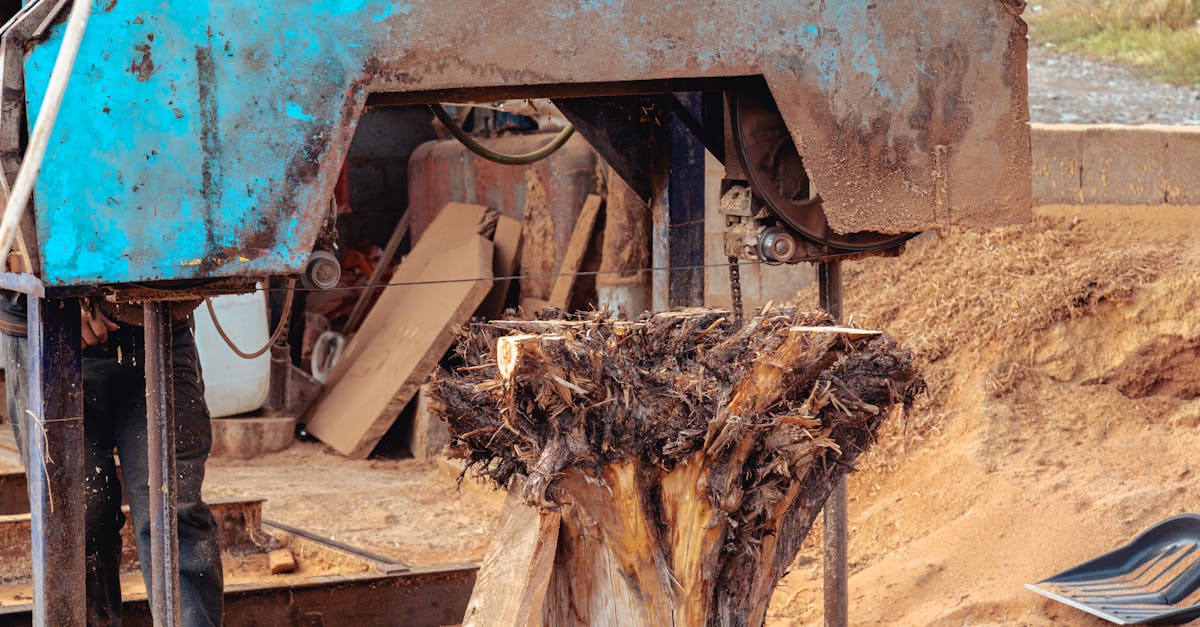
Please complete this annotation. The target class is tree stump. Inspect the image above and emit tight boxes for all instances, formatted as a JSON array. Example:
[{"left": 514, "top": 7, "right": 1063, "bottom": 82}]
[{"left": 432, "top": 308, "right": 923, "bottom": 626}]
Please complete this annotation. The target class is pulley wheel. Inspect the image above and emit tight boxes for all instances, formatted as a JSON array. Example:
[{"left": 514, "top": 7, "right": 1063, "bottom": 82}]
[{"left": 730, "top": 79, "right": 913, "bottom": 252}]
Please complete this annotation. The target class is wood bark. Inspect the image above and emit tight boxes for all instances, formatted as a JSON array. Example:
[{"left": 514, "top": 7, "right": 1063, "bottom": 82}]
[{"left": 433, "top": 308, "right": 922, "bottom": 626}]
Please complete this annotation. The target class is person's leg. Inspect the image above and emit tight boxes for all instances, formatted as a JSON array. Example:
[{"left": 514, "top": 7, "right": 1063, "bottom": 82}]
[
  {"left": 80, "top": 355, "right": 127, "bottom": 627},
  {"left": 2, "top": 333, "right": 29, "bottom": 469},
  {"left": 115, "top": 324, "right": 223, "bottom": 627}
]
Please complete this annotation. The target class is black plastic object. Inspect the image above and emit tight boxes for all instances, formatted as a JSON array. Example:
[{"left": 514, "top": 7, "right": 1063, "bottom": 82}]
[{"left": 1026, "top": 514, "right": 1200, "bottom": 624}]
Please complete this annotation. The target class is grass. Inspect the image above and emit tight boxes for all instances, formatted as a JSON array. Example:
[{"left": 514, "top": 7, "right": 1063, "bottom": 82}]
[{"left": 1028, "top": 0, "right": 1200, "bottom": 85}]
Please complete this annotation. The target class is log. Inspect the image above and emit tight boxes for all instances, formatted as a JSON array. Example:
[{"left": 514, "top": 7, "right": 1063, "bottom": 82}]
[{"left": 432, "top": 308, "right": 922, "bottom": 626}]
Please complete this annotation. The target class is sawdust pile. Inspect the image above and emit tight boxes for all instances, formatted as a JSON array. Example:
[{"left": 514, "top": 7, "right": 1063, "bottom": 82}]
[
  {"left": 430, "top": 308, "right": 923, "bottom": 548},
  {"left": 771, "top": 205, "right": 1200, "bottom": 625},
  {"left": 840, "top": 214, "right": 1166, "bottom": 448}
]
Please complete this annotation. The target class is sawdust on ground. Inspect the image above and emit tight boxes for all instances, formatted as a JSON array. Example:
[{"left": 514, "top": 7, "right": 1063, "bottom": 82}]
[
  {"left": 770, "top": 204, "right": 1200, "bottom": 626},
  {"left": 203, "top": 443, "right": 505, "bottom": 568}
]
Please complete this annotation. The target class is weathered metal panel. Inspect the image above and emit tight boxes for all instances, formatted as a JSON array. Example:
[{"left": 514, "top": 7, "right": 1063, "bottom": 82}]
[
  {"left": 20, "top": 0, "right": 1029, "bottom": 286},
  {"left": 406, "top": 132, "right": 598, "bottom": 254}
]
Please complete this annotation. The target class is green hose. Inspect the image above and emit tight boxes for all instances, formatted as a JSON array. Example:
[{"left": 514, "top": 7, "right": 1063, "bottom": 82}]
[{"left": 430, "top": 104, "right": 575, "bottom": 166}]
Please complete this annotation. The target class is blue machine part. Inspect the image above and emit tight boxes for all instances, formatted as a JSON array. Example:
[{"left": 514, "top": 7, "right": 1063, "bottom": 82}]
[
  {"left": 24, "top": 1, "right": 397, "bottom": 286},
  {"left": 20, "top": 0, "right": 1031, "bottom": 287}
]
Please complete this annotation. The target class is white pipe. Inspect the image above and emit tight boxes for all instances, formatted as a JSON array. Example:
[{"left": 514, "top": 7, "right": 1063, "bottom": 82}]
[{"left": 0, "top": 0, "right": 92, "bottom": 270}]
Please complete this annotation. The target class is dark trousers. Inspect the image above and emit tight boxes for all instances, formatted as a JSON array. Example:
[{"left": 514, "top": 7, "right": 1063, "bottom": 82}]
[{"left": 3, "top": 322, "right": 224, "bottom": 626}]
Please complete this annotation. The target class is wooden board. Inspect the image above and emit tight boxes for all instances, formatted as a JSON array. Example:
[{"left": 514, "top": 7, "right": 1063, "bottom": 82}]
[
  {"left": 478, "top": 215, "right": 523, "bottom": 319},
  {"left": 462, "top": 490, "right": 561, "bottom": 627},
  {"left": 323, "top": 202, "right": 489, "bottom": 394},
  {"left": 547, "top": 195, "right": 602, "bottom": 310},
  {"left": 304, "top": 236, "right": 494, "bottom": 458},
  {"left": 405, "top": 384, "right": 450, "bottom": 459}
]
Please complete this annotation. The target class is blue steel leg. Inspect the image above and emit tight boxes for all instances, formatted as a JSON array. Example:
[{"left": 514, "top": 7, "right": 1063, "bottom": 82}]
[
  {"left": 143, "top": 301, "right": 182, "bottom": 625},
  {"left": 27, "top": 295, "right": 86, "bottom": 626}
]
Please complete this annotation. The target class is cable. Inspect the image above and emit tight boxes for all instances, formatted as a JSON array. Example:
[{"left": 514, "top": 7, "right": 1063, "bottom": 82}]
[
  {"left": 0, "top": 0, "right": 92, "bottom": 268},
  {"left": 430, "top": 104, "right": 575, "bottom": 166},
  {"left": 204, "top": 280, "right": 296, "bottom": 360},
  {"left": 154, "top": 258, "right": 796, "bottom": 297}
]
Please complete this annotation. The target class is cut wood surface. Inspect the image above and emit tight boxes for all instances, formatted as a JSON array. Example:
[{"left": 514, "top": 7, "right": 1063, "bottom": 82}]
[
  {"left": 547, "top": 194, "right": 602, "bottom": 309},
  {"left": 462, "top": 490, "right": 561, "bottom": 627},
  {"left": 305, "top": 235, "right": 494, "bottom": 458},
  {"left": 479, "top": 215, "right": 523, "bottom": 319},
  {"left": 323, "top": 202, "right": 490, "bottom": 393},
  {"left": 432, "top": 308, "right": 923, "bottom": 625}
]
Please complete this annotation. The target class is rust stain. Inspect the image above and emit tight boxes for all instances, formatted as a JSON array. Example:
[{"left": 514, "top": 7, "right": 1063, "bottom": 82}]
[
  {"left": 129, "top": 43, "right": 154, "bottom": 81},
  {"left": 908, "top": 43, "right": 971, "bottom": 153}
]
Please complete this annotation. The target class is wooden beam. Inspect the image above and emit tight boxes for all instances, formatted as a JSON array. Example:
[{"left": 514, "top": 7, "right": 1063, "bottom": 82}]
[{"left": 547, "top": 195, "right": 602, "bottom": 310}]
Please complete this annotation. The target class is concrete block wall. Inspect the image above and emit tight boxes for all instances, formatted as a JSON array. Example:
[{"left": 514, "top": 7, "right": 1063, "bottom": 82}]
[{"left": 1032, "top": 123, "right": 1200, "bottom": 206}]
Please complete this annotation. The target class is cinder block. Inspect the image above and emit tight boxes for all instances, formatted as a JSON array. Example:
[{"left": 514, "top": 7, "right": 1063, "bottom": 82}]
[
  {"left": 1080, "top": 125, "right": 1167, "bottom": 205},
  {"left": 1030, "top": 124, "right": 1086, "bottom": 205},
  {"left": 1164, "top": 126, "right": 1200, "bottom": 204}
]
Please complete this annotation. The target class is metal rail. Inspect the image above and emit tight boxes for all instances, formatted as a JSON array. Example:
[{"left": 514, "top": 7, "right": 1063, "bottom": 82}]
[{"left": 144, "top": 302, "right": 182, "bottom": 625}]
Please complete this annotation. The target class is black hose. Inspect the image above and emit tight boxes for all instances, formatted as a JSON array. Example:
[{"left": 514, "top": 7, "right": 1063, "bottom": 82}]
[{"left": 430, "top": 104, "right": 575, "bottom": 166}]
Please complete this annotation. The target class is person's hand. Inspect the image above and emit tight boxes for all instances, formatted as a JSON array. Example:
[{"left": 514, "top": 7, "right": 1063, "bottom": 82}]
[{"left": 81, "top": 307, "right": 119, "bottom": 347}]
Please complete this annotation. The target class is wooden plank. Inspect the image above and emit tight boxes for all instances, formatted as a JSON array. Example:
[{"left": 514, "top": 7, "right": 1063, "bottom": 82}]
[
  {"left": 323, "top": 202, "right": 490, "bottom": 393},
  {"left": 478, "top": 215, "right": 523, "bottom": 319},
  {"left": 406, "top": 384, "right": 450, "bottom": 459},
  {"left": 462, "top": 490, "right": 560, "bottom": 627},
  {"left": 305, "top": 236, "right": 494, "bottom": 458},
  {"left": 547, "top": 195, "right": 602, "bottom": 310},
  {"left": 0, "top": 471, "right": 26, "bottom": 516},
  {"left": 344, "top": 210, "right": 414, "bottom": 335}
]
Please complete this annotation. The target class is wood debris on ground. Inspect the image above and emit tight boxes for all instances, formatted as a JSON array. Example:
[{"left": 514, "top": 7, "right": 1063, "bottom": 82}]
[{"left": 431, "top": 307, "right": 923, "bottom": 625}]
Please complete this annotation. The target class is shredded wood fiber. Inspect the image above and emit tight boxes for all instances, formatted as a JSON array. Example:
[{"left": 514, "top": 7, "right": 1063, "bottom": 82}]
[{"left": 431, "top": 308, "right": 922, "bottom": 546}]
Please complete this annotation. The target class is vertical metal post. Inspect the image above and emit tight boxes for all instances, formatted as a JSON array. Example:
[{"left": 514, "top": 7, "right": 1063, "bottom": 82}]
[
  {"left": 27, "top": 295, "right": 86, "bottom": 627},
  {"left": 144, "top": 302, "right": 181, "bottom": 626},
  {"left": 666, "top": 92, "right": 706, "bottom": 308},
  {"left": 819, "top": 260, "right": 848, "bottom": 627},
  {"left": 652, "top": 93, "right": 708, "bottom": 311}
]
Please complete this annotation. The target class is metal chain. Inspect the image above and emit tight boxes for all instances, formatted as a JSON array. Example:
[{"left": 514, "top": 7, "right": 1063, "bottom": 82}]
[{"left": 728, "top": 256, "right": 744, "bottom": 323}]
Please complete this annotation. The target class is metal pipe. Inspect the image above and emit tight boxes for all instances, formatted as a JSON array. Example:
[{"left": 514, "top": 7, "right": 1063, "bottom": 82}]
[
  {"left": 818, "top": 260, "right": 847, "bottom": 627},
  {"left": 27, "top": 296, "right": 85, "bottom": 626},
  {"left": 143, "top": 302, "right": 181, "bottom": 625}
]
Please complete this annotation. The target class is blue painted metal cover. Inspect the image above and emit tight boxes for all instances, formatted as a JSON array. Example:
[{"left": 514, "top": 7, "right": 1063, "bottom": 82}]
[{"left": 20, "top": 0, "right": 1031, "bottom": 287}]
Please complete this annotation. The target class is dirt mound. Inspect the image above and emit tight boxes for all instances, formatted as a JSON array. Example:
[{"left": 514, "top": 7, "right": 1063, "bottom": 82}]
[
  {"left": 769, "top": 204, "right": 1200, "bottom": 625},
  {"left": 1096, "top": 334, "right": 1200, "bottom": 400}
]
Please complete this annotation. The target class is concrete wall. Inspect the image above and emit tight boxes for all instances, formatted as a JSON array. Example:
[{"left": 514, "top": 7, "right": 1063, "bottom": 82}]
[{"left": 1032, "top": 123, "right": 1200, "bottom": 206}]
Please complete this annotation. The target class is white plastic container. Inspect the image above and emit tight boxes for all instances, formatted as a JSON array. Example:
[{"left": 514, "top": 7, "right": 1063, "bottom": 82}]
[{"left": 193, "top": 290, "right": 271, "bottom": 418}]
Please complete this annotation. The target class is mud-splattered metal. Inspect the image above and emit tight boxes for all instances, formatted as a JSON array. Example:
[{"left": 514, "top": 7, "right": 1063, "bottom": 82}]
[{"left": 9, "top": 0, "right": 1029, "bottom": 286}]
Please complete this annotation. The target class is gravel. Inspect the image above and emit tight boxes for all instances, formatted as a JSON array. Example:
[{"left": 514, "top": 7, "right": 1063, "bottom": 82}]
[{"left": 1027, "top": 45, "right": 1200, "bottom": 125}]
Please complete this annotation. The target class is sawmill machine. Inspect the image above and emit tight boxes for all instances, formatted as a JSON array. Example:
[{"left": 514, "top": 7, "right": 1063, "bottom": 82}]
[{"left": 0, "top": 0, "right": 1031, "bottom": 624}]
